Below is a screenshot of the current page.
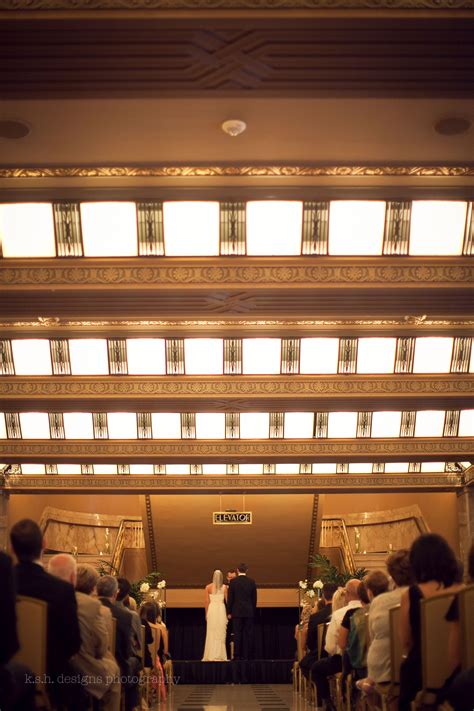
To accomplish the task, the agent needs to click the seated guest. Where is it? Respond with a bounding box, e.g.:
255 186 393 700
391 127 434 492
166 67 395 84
139 601 167 702
49 557 121 711
399 533 458 711
310 579 362 710
341 573 389 682
365 550 414 686
443 543 474 711
10 519 85 711
0 550 35 711
117 577 143 661
97 575 140 711
299 583 338 679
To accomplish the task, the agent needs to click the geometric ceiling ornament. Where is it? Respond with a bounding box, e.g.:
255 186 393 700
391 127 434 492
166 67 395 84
395 337 415 374
451 337 472 373
137 202 164 257
383 201 411 255
0 340 14 375
302 201 329 255
53 203 83 258
220 202 246 256
108 338 128 375
463 202 473 255
50 339 71 375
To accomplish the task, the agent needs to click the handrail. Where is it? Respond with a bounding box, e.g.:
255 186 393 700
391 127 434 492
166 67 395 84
110 519 145 573
320 517 356 574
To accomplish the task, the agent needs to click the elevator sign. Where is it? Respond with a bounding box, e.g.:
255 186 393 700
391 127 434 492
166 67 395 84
213 511 253 525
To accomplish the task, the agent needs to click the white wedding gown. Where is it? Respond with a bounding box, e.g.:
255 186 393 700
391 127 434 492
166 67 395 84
202 590 228 661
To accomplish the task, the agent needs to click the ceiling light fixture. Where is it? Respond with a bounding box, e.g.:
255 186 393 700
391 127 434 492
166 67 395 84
221 119 247 137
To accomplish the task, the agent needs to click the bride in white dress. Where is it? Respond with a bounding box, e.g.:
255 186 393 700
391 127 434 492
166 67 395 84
202 569 228 661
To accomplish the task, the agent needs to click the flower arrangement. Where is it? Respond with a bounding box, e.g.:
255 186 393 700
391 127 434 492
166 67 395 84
130 571 166 606
298 578 324 607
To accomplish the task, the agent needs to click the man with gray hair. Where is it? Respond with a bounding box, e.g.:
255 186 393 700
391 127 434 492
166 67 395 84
49 560 120 711
97 576 140 711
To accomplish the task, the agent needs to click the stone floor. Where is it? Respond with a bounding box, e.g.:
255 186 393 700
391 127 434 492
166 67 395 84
156 683 309 711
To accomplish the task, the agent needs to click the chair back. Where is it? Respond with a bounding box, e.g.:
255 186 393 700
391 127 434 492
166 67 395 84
111 616 117 655
296 625 304 661
458 584 474 671
14 595 48 677
150 624 161 666
389 605 402 685
141 624 146 668
420 591 455 692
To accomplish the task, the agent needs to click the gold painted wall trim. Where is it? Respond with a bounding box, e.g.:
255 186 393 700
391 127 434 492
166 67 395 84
1 259 472 288
2 473 463 494
1 165 474 179
1 438 473 462
1 375 472 402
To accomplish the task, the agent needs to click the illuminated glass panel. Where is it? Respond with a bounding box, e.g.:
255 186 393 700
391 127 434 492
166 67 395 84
470 340 474 373
240 413 270 439
385 462 410 473
458 409 474 436
151 413 181 439
163 202 220 256
57 464 82 474
409 201 467 255
413 338 454 373
202 464 227 475
107 412 137 439
327 412 358 438
80 202 138 257
195 413 225 439
371 411 402 438
63 413 94 439
166 464 190 475
21 464 46 474
69 339 109 375
312 463 337 473
242 339 281 375
414 410 445 437
126 339 166 375
11 339 52 375
94 464 118 474
284 412 314 438
275 463 300 473
130 464 154 474
328 201 386 255
348 463 372 473
19 412 50 439
356 338 397 374
300 339 339 374
0 415 5 439
239 464 264 474
246 201 303 255
185 339 223 375
0 203 56 257
420 462 446 472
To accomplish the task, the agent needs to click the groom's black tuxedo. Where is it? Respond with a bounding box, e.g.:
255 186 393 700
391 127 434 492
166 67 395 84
228 574 257 662
227 574 257 618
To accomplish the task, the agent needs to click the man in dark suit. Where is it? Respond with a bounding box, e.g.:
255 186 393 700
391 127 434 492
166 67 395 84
227 563 257 665
97 574 140 711
10 518 84 710
299 582 337 679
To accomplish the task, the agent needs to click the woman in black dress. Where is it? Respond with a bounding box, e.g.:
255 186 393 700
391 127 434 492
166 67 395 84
399 533 458 711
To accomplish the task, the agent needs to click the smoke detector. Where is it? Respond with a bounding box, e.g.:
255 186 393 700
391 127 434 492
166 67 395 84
221 119 247 137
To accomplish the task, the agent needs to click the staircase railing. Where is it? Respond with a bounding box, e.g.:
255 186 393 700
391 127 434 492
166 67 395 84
110 519 145 573
320 517 356 574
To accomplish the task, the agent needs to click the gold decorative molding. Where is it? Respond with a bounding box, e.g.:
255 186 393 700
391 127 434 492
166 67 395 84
2 473 463 494
1 259 472 288
1 438 473 462
1 165 474 179
1 375 472 405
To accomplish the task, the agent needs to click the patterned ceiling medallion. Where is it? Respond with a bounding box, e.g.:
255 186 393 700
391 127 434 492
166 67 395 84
220 202 246 256
302 202 329 255
53 203 83 258
395 337 415 374
383 201 411 256
137 202 164 257
51 339 71 375
0 340 14 375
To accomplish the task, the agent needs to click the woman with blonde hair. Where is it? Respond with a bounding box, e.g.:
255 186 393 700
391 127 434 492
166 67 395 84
202 569 228 661
331 586 347 613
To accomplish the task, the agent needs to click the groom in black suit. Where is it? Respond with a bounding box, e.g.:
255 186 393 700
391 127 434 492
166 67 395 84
227 563 257 663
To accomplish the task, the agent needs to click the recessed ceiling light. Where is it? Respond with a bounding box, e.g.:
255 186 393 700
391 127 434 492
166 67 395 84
0 120 31 139
434 117 471 136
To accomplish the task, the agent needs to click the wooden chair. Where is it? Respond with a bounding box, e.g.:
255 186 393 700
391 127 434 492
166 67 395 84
13 594 51 711
458 584 474 671
374 605 402 711
292 625 304 693
414 591 456 709
142 625 162 707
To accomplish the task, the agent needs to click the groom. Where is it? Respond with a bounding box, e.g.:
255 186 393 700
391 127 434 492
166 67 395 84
227 563 257 664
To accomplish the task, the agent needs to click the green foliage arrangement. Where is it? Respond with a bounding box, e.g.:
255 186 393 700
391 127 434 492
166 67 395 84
95 559 119 577
310 553 367 587
129 571 164 606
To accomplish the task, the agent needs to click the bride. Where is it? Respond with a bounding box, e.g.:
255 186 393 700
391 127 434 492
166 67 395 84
202 569 228 661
